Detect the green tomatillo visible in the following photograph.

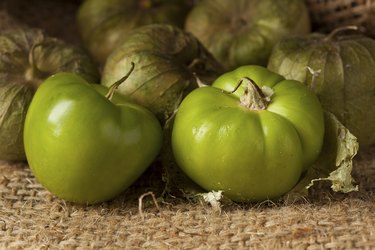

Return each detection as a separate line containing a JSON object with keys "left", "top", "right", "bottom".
{"left": 24, "top": 64, "right": 163, "bottom": 204}
{"left": 171, "top": 65, "right": 325, "bottom": 202}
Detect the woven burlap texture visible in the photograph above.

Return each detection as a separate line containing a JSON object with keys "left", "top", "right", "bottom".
{"left": 1, "top": 0, "right": 375, "bottom": 248}
{"left": 1, "top": 147, "right": 375, "bottom": 249}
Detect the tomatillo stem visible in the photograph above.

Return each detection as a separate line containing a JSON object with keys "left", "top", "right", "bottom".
{"left": 28, "top": 44, "right": 38, "bottom": 72}
{"left": 323, "top": 25, "right": 358, "bottom": 41}
{"left": 226, "top": 77, "right": 269, "bottom": 110}
{"left": 26, "top": 43, "right": 45, "bottom": 84}
{"left": 105, "top": 62, "right": 135, "bottom": 100}
{"left": 193, "top": 72, "right": 208, "bottom": 88}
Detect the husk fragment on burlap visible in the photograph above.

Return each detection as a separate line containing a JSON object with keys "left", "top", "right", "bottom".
{"left": 1, "top": 1, "right": 375, "bottom": 248}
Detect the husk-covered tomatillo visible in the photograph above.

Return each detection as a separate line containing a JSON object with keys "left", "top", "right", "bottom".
{"left": 185, "top": 0, "right": 311, "bottom": 70}
{"left": 77, "top": 0, "right": 192, "bottom": 64}
{"left": 101, "top": 24, "right": 224, "bottom": 122}
{"left": 267, "top": 26, "right": 375, "bottom": 148}
{"left": 0, "top": 28, "right": 100, "bottom": 161}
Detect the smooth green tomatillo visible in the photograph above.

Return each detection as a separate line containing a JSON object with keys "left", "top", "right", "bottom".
{"left": 171, "top": 65, "right": 324, "bottom": 202}
{"left": 24, "top": 69, "right": 163, "bottom": 204}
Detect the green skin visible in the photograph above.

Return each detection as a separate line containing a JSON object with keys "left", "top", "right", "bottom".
{"left": 24, "top": 73, "right": 163, "bottom": 204}
{"left": 172, "top": 65, "right": 324, "bottom": 202}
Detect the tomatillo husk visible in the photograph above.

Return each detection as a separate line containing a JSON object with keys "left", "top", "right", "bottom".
{"left": 0, "top": 28, "right": 99, "bottom": 161}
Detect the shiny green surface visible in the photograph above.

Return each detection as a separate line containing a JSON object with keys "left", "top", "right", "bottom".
{"left": 172, "top": 65, "right": 324, "bottom": 202}
{"left": 24, "top": 73, "right": 162, "bottom": 204}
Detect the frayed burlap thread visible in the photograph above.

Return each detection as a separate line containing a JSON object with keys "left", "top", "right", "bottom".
{"left": 1, "top": 148, "right": 375, "bottom": 249}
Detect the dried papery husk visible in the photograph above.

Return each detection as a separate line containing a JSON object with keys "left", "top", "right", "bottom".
{"left": 0, "top": 28, "right": 99, "bottom": 161}
{"left": 77, "top": 0, "right": 191, "bottom": 64}
{"left": 267, "top": 27, "right": 375, "bottom": 148}
{"left": 102, "top": 24, "right": 224, "bottom": 122}
{"left": 185, "top": 0, "right": 311, "bottom": 70}
{"left": 0, "top": 84, "right": 33, "bottom": 161}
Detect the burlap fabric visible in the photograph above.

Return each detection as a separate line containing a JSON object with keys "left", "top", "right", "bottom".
{"left": 1, "top": 1, "right": 375, "bottom": 249}
{"left": 1, "top": 148, "right": 374, "bottom": 249}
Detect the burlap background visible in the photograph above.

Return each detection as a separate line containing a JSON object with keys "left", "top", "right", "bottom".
{"left": 1, "top": 1, "right": 375, "bottom": 249}
{"left": 1, "top": 147, "right": 374, "bottom": 249}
